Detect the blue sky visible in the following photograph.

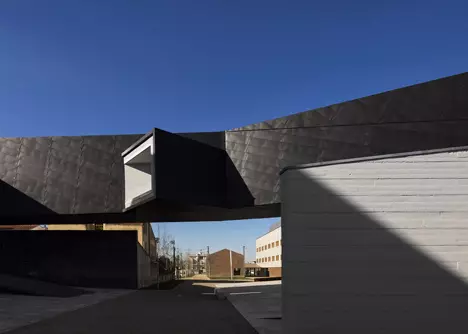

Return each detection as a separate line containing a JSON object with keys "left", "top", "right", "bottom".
{"left": 1, "top": 0, "right": 467, "bottom": 260}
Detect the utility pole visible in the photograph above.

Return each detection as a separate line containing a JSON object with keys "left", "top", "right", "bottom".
{"left": 242, "top": 245, "right": 245, "bottom": 277}
{"left": 207, "top": 246, "right": 210, "bottom": 278}
{"left": 229, "top": 249, "right": 233, "bottom": 281}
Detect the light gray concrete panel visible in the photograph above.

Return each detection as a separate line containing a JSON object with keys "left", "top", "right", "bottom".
{"left": 282, "top": 149, "right": 468, "bottom": 333}
{"left": 286, "top": 193, "right": 468, "bottom": 213}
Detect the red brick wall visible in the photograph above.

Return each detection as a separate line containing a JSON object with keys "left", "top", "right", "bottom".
{"left": 208, "top": 249, "right": 244, "bottom": 278}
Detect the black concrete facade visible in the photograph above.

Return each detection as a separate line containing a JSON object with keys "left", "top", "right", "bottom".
{"left": 0, "top": 72, "right": 467, "bottom": 224}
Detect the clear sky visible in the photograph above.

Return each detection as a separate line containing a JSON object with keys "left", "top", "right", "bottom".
{"left": 1, "top": 1, "right": 467, "bottom": 260}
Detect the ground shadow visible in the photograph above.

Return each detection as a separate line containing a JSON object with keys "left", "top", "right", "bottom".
{"left": 143, "top": 280, "right": 184, "bottom": 290}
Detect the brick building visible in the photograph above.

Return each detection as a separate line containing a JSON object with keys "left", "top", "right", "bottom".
{"left": 207, "top": 249, "right": 244, "bottom": 278}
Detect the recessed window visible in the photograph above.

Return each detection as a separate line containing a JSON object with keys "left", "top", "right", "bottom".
{"left": 276, "top": 241, "right": 279, "bottom": 247}
{"left": 276, "top": 255, "right": 279, "bottom": 261}
{"left": 268, "top": 256, "right": 271, "bottom": 262}
{"left": 123, "top": 135, "right": 154, "bottom": 209}
{"left": 268, "top": 244, "right": 271, "bottom": 249}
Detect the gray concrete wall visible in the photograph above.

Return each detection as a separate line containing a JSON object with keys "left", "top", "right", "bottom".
{"left": 124, "top": 162, "right": 152, "bottom": 208}
{"left": 281, "top": 150, "right": 468, "bottom": 333}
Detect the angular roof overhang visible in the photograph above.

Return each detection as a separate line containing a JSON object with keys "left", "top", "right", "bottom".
{"left": 0, "top": 72, "right": 467, "bottom": 224}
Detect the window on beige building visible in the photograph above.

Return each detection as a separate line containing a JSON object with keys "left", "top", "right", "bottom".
{"left": 268, "top": 256, "right": 271, "bottom": 262}
{"left": 276, "top": 255, "right": 279, "bottom": 261}
{"left": 276, "top": 241, "right": 279, "bottom": 247}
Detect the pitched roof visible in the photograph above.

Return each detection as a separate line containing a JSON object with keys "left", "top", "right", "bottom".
{"left": 209, "top": 248, "right": 243, "bottom": 257}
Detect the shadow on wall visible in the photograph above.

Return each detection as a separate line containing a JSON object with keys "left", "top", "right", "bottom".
{"left": 0, "top": 231, "right": 139, "bottom": 289}
{"left": 0, "top": 178, "right": 140, "bottom": 225}
{"left": 283, "top": 171, "right": 468, "bottom": 333}
{"left": 0, "top": 180, "right": 57, "bottom": 218}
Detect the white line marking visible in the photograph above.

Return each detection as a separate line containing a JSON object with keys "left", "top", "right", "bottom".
{"left": 229, "top": 292, "right": 262, "bottom": 296}
{"left": 202, "top": 292, "right": 216, "bottom": 295}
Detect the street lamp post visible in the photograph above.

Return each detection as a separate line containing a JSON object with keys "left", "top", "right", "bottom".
{"left": 155, "top": 237, "right": 160, "bottom": 290}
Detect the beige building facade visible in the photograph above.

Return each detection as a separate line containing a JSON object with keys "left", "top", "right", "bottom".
{"left": 256, "top": 223, "right": 282, "bottom": 277}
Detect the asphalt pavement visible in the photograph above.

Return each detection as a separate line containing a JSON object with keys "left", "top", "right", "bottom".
{"left": 215, "top": 282, "right": 282, "bottom": 334}
{"left": 7, "top": 281, "right": 257, "bottom": 334}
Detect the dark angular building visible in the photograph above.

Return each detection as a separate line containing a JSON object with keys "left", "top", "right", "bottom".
{"left": 2, "top": 72, "right": 468, "bottom": 333}
{"left": 0, "top": 72, "right": 467, "bottom": 225}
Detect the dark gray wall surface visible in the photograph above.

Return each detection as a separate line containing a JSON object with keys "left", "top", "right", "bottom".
{"left": 226, "top": 72, "right": 468, "bottom": 205}
{"left": 153, "top": 129, "right": 228, "bottom": 207}
{"left": 0, "top": 134, "right": 141, "bottom": 215}
{"left": 0, "top": 231, "right": 139, "bottom": 289}
{"left": 177, "top": 131, "right": 225, "bottom": 150}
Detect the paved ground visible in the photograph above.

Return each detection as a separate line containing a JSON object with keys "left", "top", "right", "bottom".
{"left": 6, "top": 281, "right": 257, "bottom": 334}
{"left": 215, "top": 282, "right": 282, "bottom": 334}
{"left": 0, "top": 288, "right": 132, "bottom": 333}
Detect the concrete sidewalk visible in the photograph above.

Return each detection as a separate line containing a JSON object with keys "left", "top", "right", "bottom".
{"left": 7, "top": 281, "right": 257, "bottom": 334}
{"left": 215, "top": 280, "right": 281, "bottom": 291}
{"left": 214, "top": 282, "right": 282, "bottom": 334}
